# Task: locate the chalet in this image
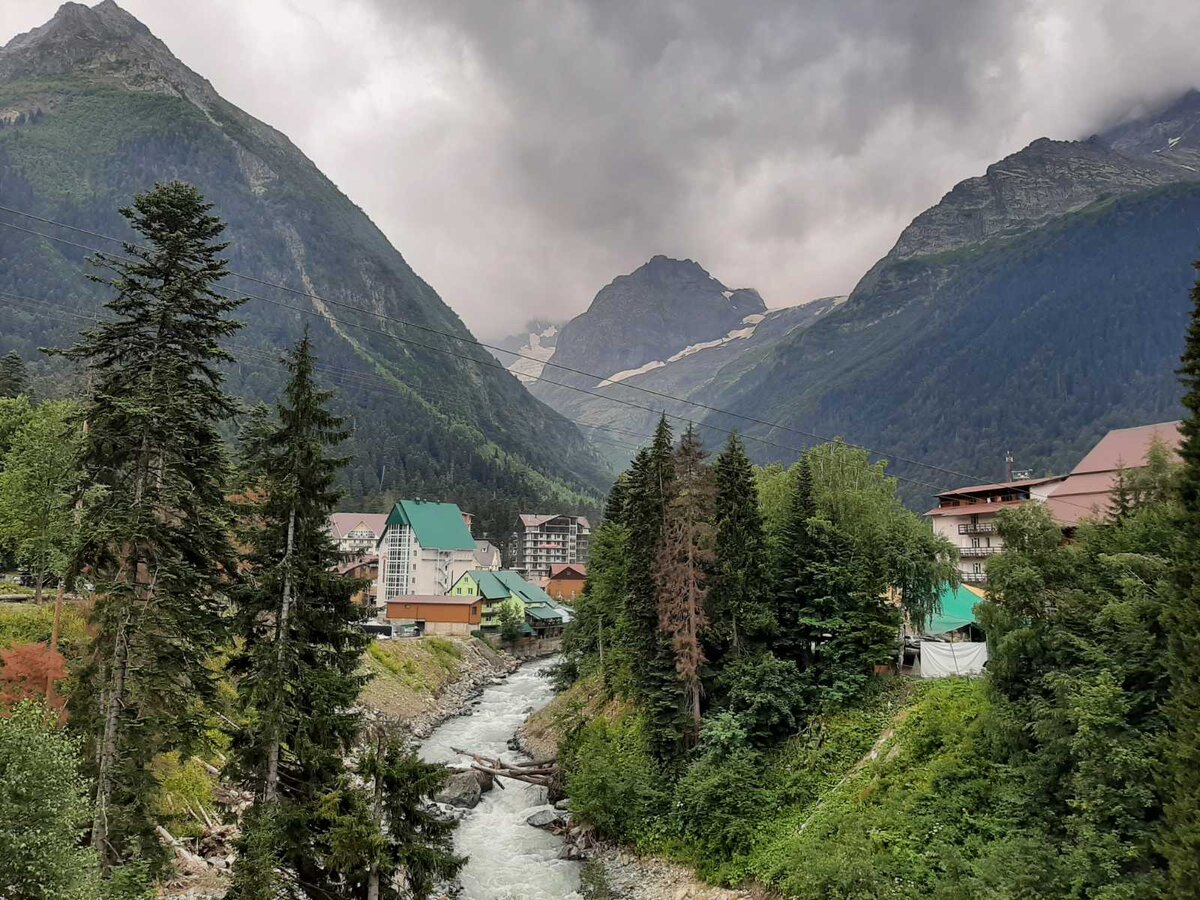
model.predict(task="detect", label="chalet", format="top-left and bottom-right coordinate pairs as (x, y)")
top-left (327, 513), bottom-right (388, 555)
top-left (375, 500), bottom-right (478, 607)
top-left (449, 569), bottom-right (571, 635)
top-left (384, 596), bottom-right (483, 636)
top-left (546, 563), bottom-right (587, 602)
top-left (335, 555), bottom-right (379, 606)
top-left (473, 540), bottom-right (501, 571)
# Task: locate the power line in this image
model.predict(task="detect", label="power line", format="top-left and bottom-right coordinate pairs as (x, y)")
top-left (0, 204), bottom-right (989, 484)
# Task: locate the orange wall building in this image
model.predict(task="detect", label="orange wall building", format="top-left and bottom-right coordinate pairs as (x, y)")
top-left (546, 563), bottom-right (587, 602)
top-left (385, 596), bottom-right (483, 635)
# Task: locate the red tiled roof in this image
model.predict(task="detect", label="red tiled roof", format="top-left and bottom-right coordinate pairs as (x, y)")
top-left (935, 476), bottom-right (1062, 499)
top-left (1067, 421), bottom-right (1182, 475)
top-left (925, 499), bottom-right (1029, 517)
top-left (549, 563), bottom-right (587, 579)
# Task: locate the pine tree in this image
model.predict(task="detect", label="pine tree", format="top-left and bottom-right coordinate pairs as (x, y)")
top-left (623, 417), bottom-right (684, 758)
top-left (773, 456), bottom-right (816, 667)
top-left (709, 433), bottom-right (773, 662)
top-left (228, 331), bottom-right (370, 899)
top-left (0, 351), bottom-right (27, 398)
top-left (656, 425), bottom-right (714, 737)
top-left (57, 182), bottom-right (243, 868)
top-left (1162, 258), bottom-right (1200, 895)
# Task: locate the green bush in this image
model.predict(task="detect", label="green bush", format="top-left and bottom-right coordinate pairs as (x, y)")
top-left (715, 651), bottom-right (809, 746)
top-left (563, 708), bottom-right (665, 843)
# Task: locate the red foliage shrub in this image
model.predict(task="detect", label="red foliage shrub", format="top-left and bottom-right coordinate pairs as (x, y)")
top-left (0, 642), bottom-right (68, 719)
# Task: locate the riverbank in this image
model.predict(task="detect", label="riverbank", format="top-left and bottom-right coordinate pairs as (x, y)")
top-left (582, 849), bottom-right (762, 900)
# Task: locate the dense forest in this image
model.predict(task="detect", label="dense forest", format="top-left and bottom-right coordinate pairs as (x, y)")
top-left (549, 263), bottom-right (1200, 897)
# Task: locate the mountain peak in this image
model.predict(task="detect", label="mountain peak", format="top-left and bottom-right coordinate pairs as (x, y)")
top-left (0, 1), bottom-right (215, 105)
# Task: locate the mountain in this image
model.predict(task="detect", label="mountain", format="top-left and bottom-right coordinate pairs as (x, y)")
top-left (0, 1), bottom-right (610, 536)
top-left (491, 319), bottom-right (562, 383)
top-left (522, 255), bottom-right (838, 465)
top-left (696, 91), bottom-right (1200, 503)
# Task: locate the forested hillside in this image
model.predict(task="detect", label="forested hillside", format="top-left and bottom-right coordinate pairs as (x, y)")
top-left (0, 1), bottom-right (610, 539)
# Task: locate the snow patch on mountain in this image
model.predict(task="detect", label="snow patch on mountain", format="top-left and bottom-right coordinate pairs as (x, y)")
top-left (598, 313), bottom-right (768, 386)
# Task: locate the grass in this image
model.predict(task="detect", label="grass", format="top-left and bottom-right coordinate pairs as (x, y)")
top-left (0, 599), bottom-right (88, 654)
top-left (360, 635), bottom-right (475, 720)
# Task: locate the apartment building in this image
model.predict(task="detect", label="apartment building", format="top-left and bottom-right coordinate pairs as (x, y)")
top-left (375, 500), bottom-right (478, 606)
top-left (512, 514), bottom-right (590, 580)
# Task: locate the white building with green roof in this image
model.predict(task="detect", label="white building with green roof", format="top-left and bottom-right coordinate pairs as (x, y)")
top-left (375, 500), bottom-right (479, 607)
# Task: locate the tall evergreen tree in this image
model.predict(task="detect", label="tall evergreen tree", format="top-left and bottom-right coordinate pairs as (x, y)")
top-left (57, 182), bottom-right (243, 867)
top-left (773, 456), bottom-right (816, 668)
top-left (1162, 258), bottom-right (1200, 895)
top-left (228, 332), bottom-right (370, 899)
top-left (709, 433), bottom-right (773, 661)
top-left (656, 425), bottom-right (714, 736)
top-left (623, 417), bottom-right (684, 758)
top-left (0, 351), bottom-right (27, 398)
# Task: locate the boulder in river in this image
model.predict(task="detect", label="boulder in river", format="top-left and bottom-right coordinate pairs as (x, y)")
top-left (526, 808), bottom-right (567, 829)
top-left (436, 770), bottom-right (482, 809)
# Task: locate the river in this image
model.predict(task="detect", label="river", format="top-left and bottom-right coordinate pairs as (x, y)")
top-left (419, 656), bottom-right (583, 900)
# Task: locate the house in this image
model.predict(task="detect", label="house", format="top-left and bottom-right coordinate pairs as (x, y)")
top-left (473, 540), bottom-right (501, 571)
top-left (384, 596), bottom-right (483, 636)
top-left (328, 513), bottom-right (388, 555)
top-left (927, 477), bottom-right (1066, 584)
top-left (1045, 421), bottom-right (1182, 525)
top-left (375, 500), bottom-right (479, 607)
top-left (546, 563), bottom-right (587, 602)
top-left (335, 555), bottom-right (379, 606)
top-left (512, 514), bottom-right (590, 580)
top-left (449, 569), bottom-right (571, 634)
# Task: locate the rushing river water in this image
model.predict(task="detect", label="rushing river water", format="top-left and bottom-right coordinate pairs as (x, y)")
top-left (419, 657), bottom-right (583, 900)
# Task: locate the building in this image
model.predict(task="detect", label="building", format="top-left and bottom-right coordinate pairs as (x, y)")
top-left (927, 477), bottom-right (1065, 584)
top-left (384, 596), bottom-right (483, 636)
top-left (512, 514), bottom-right (591, 580)
top-left (335, 555), bottom-right (379, 606)
top-left (375, 500), bottom-right (479, 606)
top-left (546, 563), bottom-right (587, 602)
top-left (328, 513), bottom-right (388, 555)
top-left (473, 540), bottom-right (501, 571)
top-left (928, 421), bottom-right (1183, 584)
top-left (1045, 421), bottom-right (1182, 525)
top-left (449, 569), bottom-right (571, 633)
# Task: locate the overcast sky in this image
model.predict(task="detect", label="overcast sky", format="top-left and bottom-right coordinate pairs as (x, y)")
top-left (3, 1), bottom-right (1200, 338)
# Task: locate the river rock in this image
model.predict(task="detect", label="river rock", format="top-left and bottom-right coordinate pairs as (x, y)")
top-left (473, 768), bottom-right (495, 793)
top-left (526, 808), bottom-right (566, 829)
top-left (554, 798), bottom-right (570, 811)
top-left (436, 770), bottom-right (482, 809)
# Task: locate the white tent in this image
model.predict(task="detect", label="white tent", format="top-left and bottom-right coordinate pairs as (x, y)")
top-left (920, 641), bottom-right (988, 678)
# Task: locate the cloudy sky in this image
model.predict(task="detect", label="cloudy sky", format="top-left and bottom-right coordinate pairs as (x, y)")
top-left (3, 1), bottom-right (1200, 337)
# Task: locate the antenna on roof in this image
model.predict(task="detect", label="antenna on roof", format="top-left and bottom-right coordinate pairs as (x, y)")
top-left (1005, 450), bottom-right (1014, 482)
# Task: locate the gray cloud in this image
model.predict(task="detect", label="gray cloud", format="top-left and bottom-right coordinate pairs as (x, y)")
top-left (4, 0), bottom-right (1200, 337)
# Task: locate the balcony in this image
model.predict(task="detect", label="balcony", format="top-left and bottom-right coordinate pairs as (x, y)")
top-left (961, 572), bottom-right (988, 584)
top-left (958, 546), bottom-right (1002, 558)
top-left (958, 522), bottom-right (997, 535)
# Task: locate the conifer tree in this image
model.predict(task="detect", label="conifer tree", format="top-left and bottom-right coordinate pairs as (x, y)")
top-left (623, 417), bottom-right (685, 758)
top-left (656, 425), bottom-right (714, 736)
top-left (0, 351), bottom-right (27, 398)
top-left (773, 456), bottom-right (816, 667)
top-left (228, 331), bottom-right (370, 899)
top-left (709, 433), bottom-right (773, 661)
top-left (1162, 258), bottom-right (1200, 895)
top-left (58, 182), bottom-right (243, 867)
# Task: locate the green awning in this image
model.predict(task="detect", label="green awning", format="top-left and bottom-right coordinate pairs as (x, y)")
top-left (926, 582), bottom-right (982, 635)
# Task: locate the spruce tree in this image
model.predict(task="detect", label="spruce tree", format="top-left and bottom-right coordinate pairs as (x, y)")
top-left (228, 332), bottom-right (370, 899)
top-left (57, 182), bottom-right (243, 867)
top-left (709, 433), bottom-right (773, 662)
top-left (773, 456), bottom-right (816, 667)
top-left (0, 351), bottom-right (27, 398)
top-left (623, 417), bottom-right (684, 758)
top-left (656, 425), bottom-right (714, 736)
top-left (1162, 258), bottom-right (1200, 895)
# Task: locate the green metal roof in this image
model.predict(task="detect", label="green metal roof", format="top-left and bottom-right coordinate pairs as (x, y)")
top-left (468, 571), bottom-right (512, 601)
top-left (926, 582), bottom-right (982, 635)
top-left (495, 570), bottom-right (553, 605)
top-left (385, 500), bottom-right (476, 551)
top-left (525, 603), bottom-right (565, 622)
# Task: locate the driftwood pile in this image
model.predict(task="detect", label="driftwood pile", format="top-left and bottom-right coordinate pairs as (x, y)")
top-left (452, 746), bottom-right (560, 790)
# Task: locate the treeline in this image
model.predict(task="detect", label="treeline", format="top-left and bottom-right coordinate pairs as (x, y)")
top-left (552, 262), bottom-right (1200, 898)
top-left (0, 183), bottom-right (460, 899)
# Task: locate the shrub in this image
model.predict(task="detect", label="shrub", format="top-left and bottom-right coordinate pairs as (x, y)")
top-left (716, 651), bottom-right (809, 745)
